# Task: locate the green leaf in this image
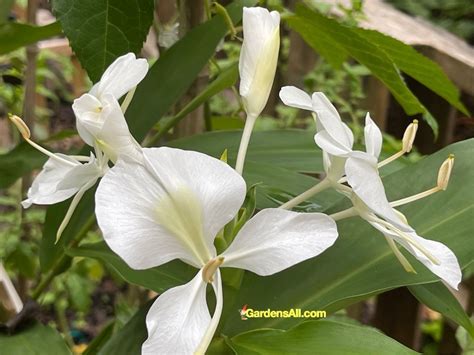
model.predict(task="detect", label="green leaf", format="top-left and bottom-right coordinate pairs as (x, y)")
top-left (408, 282), bottom-right (474, 336)
top-left (149, 63), bottom-right (239, 143)
top-left (0, 322), bottom-right (71, 355)
top-left (168, 130), bottom-right (323, 174)
top-left (83, 322), bottom-right (115, 355)
top-left (67, 242), bottom-right (196, 293)
top-left (98, 301), bottom-right (153, 355)
top-left (0, 22), bottom-right (62, 54)
top-left (52, 0), bottom-right (155, 82)
top-left (356, 28), bottom-right (469, 116)
top-left (222, 138), bottom-right (474, 335)
top-left (0, 0), bottom-right (14, 24)
top-left (286, 5), bottom-right (425, 116)
top-left (227, 320), bottom-right (417, 354)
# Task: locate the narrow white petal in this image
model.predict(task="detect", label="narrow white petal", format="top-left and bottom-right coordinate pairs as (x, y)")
top-left (58, 154), bottom-right (102, 190)
top-left (142, 270), bottom-right (211, 355)
top-left (279, 86), bottom-right (313, 111)
top-left (345, 154), bottom-right (410, 231)
top-left (221, 209), bottom-right (338, 275)
top-left (311, 92), bottom-right (340, 120)
top-left (92, 53), bottom-right (149, 99)
top-left (314, 131), bottom-right (352, 157)
top-left (369, 220), bottom-right (462, 289)
top-left (364, 113), bottom-right (382, 158)
top-left (22, 155), bottom-right (82, 207)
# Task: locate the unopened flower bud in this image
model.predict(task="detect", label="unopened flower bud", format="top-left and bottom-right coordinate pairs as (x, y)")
top-left (437, 154), bottom-right (454, 190)
top-left (239, 7), bottom-right (280, 118)
top-left (402, 119), bottom-right (418, 153)
top-left (8, 114), bottom-right (31, 139)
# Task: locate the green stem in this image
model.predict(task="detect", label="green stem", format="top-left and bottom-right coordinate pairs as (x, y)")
top-left (279, 179), bottom-right (331, 210)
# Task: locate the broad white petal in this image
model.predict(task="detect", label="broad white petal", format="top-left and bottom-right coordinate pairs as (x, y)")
top-left (221, 209), bottom-right (338, 275)
top-left (279, 86), bottom-right (313, 111)
top-left (369, 221), bottom-right (462, 289)
top-left (92, 53), bottom-right (149, 99)
top-left (96, 147), bottom-right (246, 269)
top-left (143, 148), bottom-right (246, 257)
top-left (314, 131), bottom-right (352, 157)
top-left (364, 113), bottom-right (382, 158)
top-left (239, 7), bottom-right (280, 116)
top-left (72, 94), bottom-right (102, 146)
top-left (95, 158), bottom-right (202, 269)
top-left (22, 155), bottom-right (82, 207)
top-left (345, 154), bottom-right (410, 231)
top-left (142, 270), bottom-right (211, 354)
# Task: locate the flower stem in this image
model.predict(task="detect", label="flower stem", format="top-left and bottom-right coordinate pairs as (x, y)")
top-left (279, 179), bottom-right (331, 210)
top-left (235, 114), bottom-right (257, 175)
top-left (390, 186), bottom-right (440, 207)
top-left (195, 270), bottom-right (223, 354)
top-left (329, 207), bottom-right (358, 221)
top-left (378, 150), bottom-right (405, 168)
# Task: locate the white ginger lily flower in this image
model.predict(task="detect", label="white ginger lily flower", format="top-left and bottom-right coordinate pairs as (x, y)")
top-left (9, 115), bottom-right (107, 241)
top-left (235, 7), bottom-right (280, 174)
top-left (72, 53), bottom-right (148, 162)
top-left (343, 116), bottom-right (461, 289)
top-left (279, 88), bottom-right (461, 289)
top-left (95, 147), bottom-right (338, 354)
top-left (279, 86), bottom-right (354, 181)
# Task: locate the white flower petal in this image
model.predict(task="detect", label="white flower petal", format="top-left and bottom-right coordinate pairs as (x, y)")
top-left (369, 221), bottom-right (462, 289)
top-left (364, 113), bottom-right (382, 158)
top-left (345, 154), bottom-right (410, 231)
top-left (57, 153), bottom-right (102, 190)
top-left (91, 53), bottom-right (149, 99)
top-left (96, 94), bottom-right (142, 162)
top-left (239, 7), bottom-right (280, 117)
top-left (95, 158), bottom-right (202, 269)
top-left (142, 147), bottom-right (246, 261)
top-left (96, 147), bottom-right (246, 269)
top-left (323, 152), bottom-right (347, 182)
top-left (311, 92), bottom-right (340, 120)
top-left (72, 94), bottom-right (102, 146)
top-left (142, 270), bottom-right (211, 355)
top-left (221, 209), bottom-right (338, 275)
top-left (314, 130), bottom-right (352, 157)
top-left (22, 155), bottom-right (89, 208)
top-left (279, 86), bottom-right (313, 111)
top-left (311, 93), bottom-right (353, 150)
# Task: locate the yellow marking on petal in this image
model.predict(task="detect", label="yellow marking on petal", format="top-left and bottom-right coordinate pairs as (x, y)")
top-left (156, 187), bottom-right (212, 265)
